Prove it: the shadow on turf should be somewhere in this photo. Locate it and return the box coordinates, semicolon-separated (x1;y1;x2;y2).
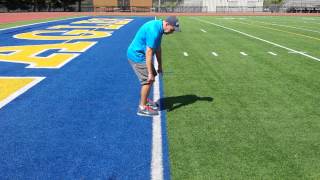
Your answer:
160;94;213;112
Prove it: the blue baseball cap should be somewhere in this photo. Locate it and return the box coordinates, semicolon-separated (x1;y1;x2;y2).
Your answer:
166;16;179;31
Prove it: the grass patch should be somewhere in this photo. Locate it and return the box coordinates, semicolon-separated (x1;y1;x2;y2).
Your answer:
162;16;320;179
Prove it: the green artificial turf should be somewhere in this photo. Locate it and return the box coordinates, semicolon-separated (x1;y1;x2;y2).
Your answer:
161;16;320;179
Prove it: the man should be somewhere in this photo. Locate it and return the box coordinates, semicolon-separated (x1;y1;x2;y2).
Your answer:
127;16;179;117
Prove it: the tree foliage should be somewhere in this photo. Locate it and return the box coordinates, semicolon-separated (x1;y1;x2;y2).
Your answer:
264;0;285;5
153;0;184;7
0;0;83;11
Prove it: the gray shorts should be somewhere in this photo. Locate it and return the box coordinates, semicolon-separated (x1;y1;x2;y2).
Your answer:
129;60;157;85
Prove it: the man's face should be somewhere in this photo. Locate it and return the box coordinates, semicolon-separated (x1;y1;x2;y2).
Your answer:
164;23;175;35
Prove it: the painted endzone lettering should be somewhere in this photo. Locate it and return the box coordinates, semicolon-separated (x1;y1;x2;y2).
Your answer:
48;25;123;30
0;41;96;68
14;30;111;40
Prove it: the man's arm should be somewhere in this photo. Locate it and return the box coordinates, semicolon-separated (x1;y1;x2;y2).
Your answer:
155;46;162;74
146;47;155;83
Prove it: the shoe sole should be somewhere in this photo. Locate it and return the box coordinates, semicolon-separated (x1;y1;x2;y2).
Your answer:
149;107;159;111
137;112;159;117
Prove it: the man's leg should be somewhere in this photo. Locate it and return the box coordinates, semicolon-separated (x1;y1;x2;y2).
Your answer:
140;83;152;107
128;60;158;116
137;82;158;116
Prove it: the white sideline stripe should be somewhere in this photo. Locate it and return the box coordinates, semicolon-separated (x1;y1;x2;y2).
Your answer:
307;21;320;25
268;51;277;56
212;52;218;56
151;56;164;180
183;52;189;56
302;18;317;20
200;29;207;33
240;52;248;56
151;16;164;180
260;21;320;34
0;77;45;109
220;17;247;20
192;17;320;62
0;16;88;31
289;51;307;54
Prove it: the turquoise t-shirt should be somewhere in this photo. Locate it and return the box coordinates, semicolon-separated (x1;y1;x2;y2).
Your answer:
127;20;164;63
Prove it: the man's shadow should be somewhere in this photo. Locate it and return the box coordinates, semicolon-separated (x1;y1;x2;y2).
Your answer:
159;94;214;112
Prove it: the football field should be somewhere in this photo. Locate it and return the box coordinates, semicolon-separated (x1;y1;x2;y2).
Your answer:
0;15;320;179
163;16;320;179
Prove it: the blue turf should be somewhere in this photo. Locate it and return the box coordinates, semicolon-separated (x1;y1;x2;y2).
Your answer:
0;16;170;179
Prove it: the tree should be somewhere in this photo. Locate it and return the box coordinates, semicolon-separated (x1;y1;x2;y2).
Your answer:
2;0;82;12
77;0;85;12
31;0;48;12
51;0;63;10
61;0;79;11
264;0;284;6
4;0;29;11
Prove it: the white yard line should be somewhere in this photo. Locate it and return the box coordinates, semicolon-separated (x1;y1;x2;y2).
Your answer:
288;51;307;54
200;29;207;33
251;21;320;34
151;56;164;180
192;17;320;62
212;52;218;57
302;18;317;21
268;51;277;56
309;21;320;25
240;52;248;56
0;16;87;31
219;17;247;20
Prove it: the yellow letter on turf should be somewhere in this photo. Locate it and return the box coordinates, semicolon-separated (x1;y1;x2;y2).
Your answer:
14;30;111;40
0;41;96;68
0;77;45;109
48;25;123;30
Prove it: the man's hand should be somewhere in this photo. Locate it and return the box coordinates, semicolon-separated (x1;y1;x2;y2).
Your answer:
147;73;155;83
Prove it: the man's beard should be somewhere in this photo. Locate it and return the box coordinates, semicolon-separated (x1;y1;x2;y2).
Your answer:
164;31;173;35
